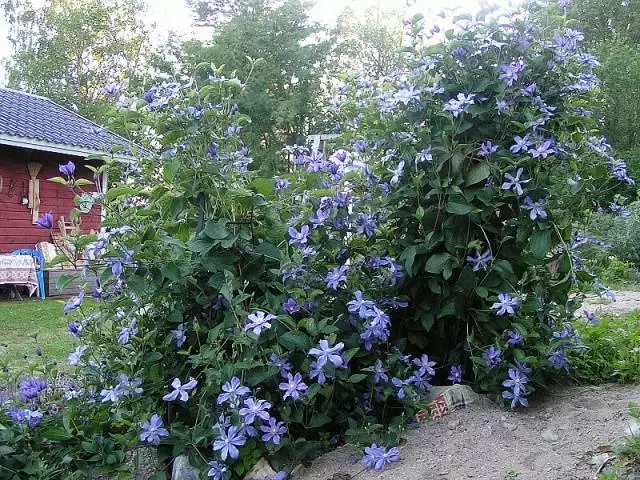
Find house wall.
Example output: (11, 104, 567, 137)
(0, 145, 101, 253)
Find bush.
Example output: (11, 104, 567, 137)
(0, 10, 634, 480)
(571, 314, 640, 384)
(588, 201, 640, 267)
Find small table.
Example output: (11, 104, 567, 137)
(0, 255, 38, 298)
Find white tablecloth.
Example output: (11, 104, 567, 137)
(0, 255, 38, 296)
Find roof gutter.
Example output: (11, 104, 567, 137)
(0, 134, 138, 162)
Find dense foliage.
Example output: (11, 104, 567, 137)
(0, 6, 634, 480)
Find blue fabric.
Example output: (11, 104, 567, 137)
(10, 249, 46, 299)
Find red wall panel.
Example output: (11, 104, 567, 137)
(0, 148, 102, 253)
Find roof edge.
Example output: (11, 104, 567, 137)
(0, 134, 136, 161)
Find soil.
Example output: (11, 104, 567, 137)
(292, 384, 640, 480)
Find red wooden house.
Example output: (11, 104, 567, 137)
(0, 87, 138, 253)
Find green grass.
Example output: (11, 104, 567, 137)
(0, 299, 72, 362)
(572, 312, 640, 385)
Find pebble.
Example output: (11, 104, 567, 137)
(541, 428, 559, 442)
(448, 420, 461, 430)
(501, 422, 517, 432)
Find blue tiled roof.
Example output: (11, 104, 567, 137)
(0, 87, 140, 156)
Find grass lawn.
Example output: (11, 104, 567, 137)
(0, 299, 72, 362)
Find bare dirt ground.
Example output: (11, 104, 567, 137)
(581, 291, 640, 317)
(293, 385, 640, 480)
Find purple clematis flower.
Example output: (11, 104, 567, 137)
(413, 354, 436, 377)
(491, 293, 521, 316)
(260, 417, 288, 445)
(610, 202, 631, 217)
(522, 197, 548, 221)
(325, 265, 348, 290)
(373, 359, 389, 384)
(507, 330, 524, 346)
(244, 311, 276, 336)
(279, 372, 308, 401)
(548, 349, 569, 371)
(139, 414, 169, 446)
(64, 291, 84, 315)
(239, 398, 272, 424)
(212, 425, 246, 461)
(502, 368, 528, 396)
(448, 365, 462, 384)
(274, 177, 290, 191)
(282, 298, 300, 315)
(510, 135, 532, 154)
(530, 139, 556, 159)
(466, 248, 493, 271)
(59, 161, 76, 178)
(36, 212, 54, 229)
(501, 168, 530, 196)
(483, 346, 502, 369)
(162, 377, 198, 402)
(288, 225, 310, 246)
(347, 290, 375, 318)
(267, 354, 293, 377)
(217, 377, 250, 406)
(309, 340, 345, 368)
(362, 443, 400, 471)
(207, 460, 229, 480)
(478, 141, 498, 157)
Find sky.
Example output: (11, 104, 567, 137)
(0, 0, 497, 87)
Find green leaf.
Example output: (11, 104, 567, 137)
(308, 413, 331, 428)
(465, 163, 491, 186)
(48, 176, 69, 185)
(40, 425, 70, 441)
(530, 229, 551, 258)
(74, 178, 94, 187)
(278, 331, 310, 351)
(106, 185, 138, 202)
(204, 219, 230, 240)
(0, 446, 15, 456)
(347, 373, 368, 383)
(254, 241, 280, 261)
(400, 245, 417, 274)
(425, 253, 451, 274)
(446, 199, 473, 215)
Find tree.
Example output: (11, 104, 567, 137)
(2, 0, 152, 118)
(180, 0, 330, 168)
(330, 1, 406, 78)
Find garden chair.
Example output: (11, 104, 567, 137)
(10, 249, 46, 299)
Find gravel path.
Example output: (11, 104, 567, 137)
(581, 290, 640, 317)
(293, 384, 640, 480)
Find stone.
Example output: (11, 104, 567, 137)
(624, 420, 640, 437)
(244, 458, 277, 480)
(541, 428, 559, 443)
(448, 419, 461, 430)
(171, 455, 199, 480)
(501, 422, 517, 432)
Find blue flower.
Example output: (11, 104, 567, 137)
(244, 311, 276, 336)
(502, 388, 529, 408)
(36, 212, 54, 229)
(310, 360, 327, 385)
(18, 377, 47, 402)
(362, 443, 400, 471)
(6, 407, 43, 428)
(288, 225, 310, 245)
(373, 359, 389, 384)
(355, 213, 377, 237)
(501, 168, 530, 196)
(267, 354, 293, 378)
(529, 139, 555, 159)
(162, 377, 198, 402)
(507, 330, 524, 346)
(391, 377, 411, 399)
(582, 309, 598, 324)
(207, 460, 229, 480)
(100, 384, 124, 403)
(207, 143, 218, 157)
(522, 197, 548, 221)
(548, 349, 569, 371)
(260, 417, 288, 445)
(212, 425, 246, 461)
(478, 141, 498, 157)
(520, 83, 537, 96)
(499, 62, 524, 86)
(443, 93, 475, 117)
(394, 87, 420, 104)
(325, 265, 348, 290)
(102, 82, 124, 95)
(278, 372, 308, 401)
(139, 414, 169, 446)
(282, 298, 300, 315)
(67, 345, 87, 366)
(118, 319, 138, 345)
(64, 291, 84, 315)
(415, 146, 433, 164)
(353, 139, 368, 153)
(502, 368, 528, 396)
(483, 346, 502, 369)
(347, 290, 375, 318)
(171, 323, 187, 347)
(239, 398, 272, 424)
(610, 202, 631, 217)
(274, 177, 291, 191)
(491, 293, 520, 316)
(217, 377, 251, 406)
(413, 354, 436, 377)
(510, 135, 532, 154)
(466, 248, 493, 271)
(448, 365, 462, 384)
(213, 295, 230, 311)
(309, 340, 345, 368)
